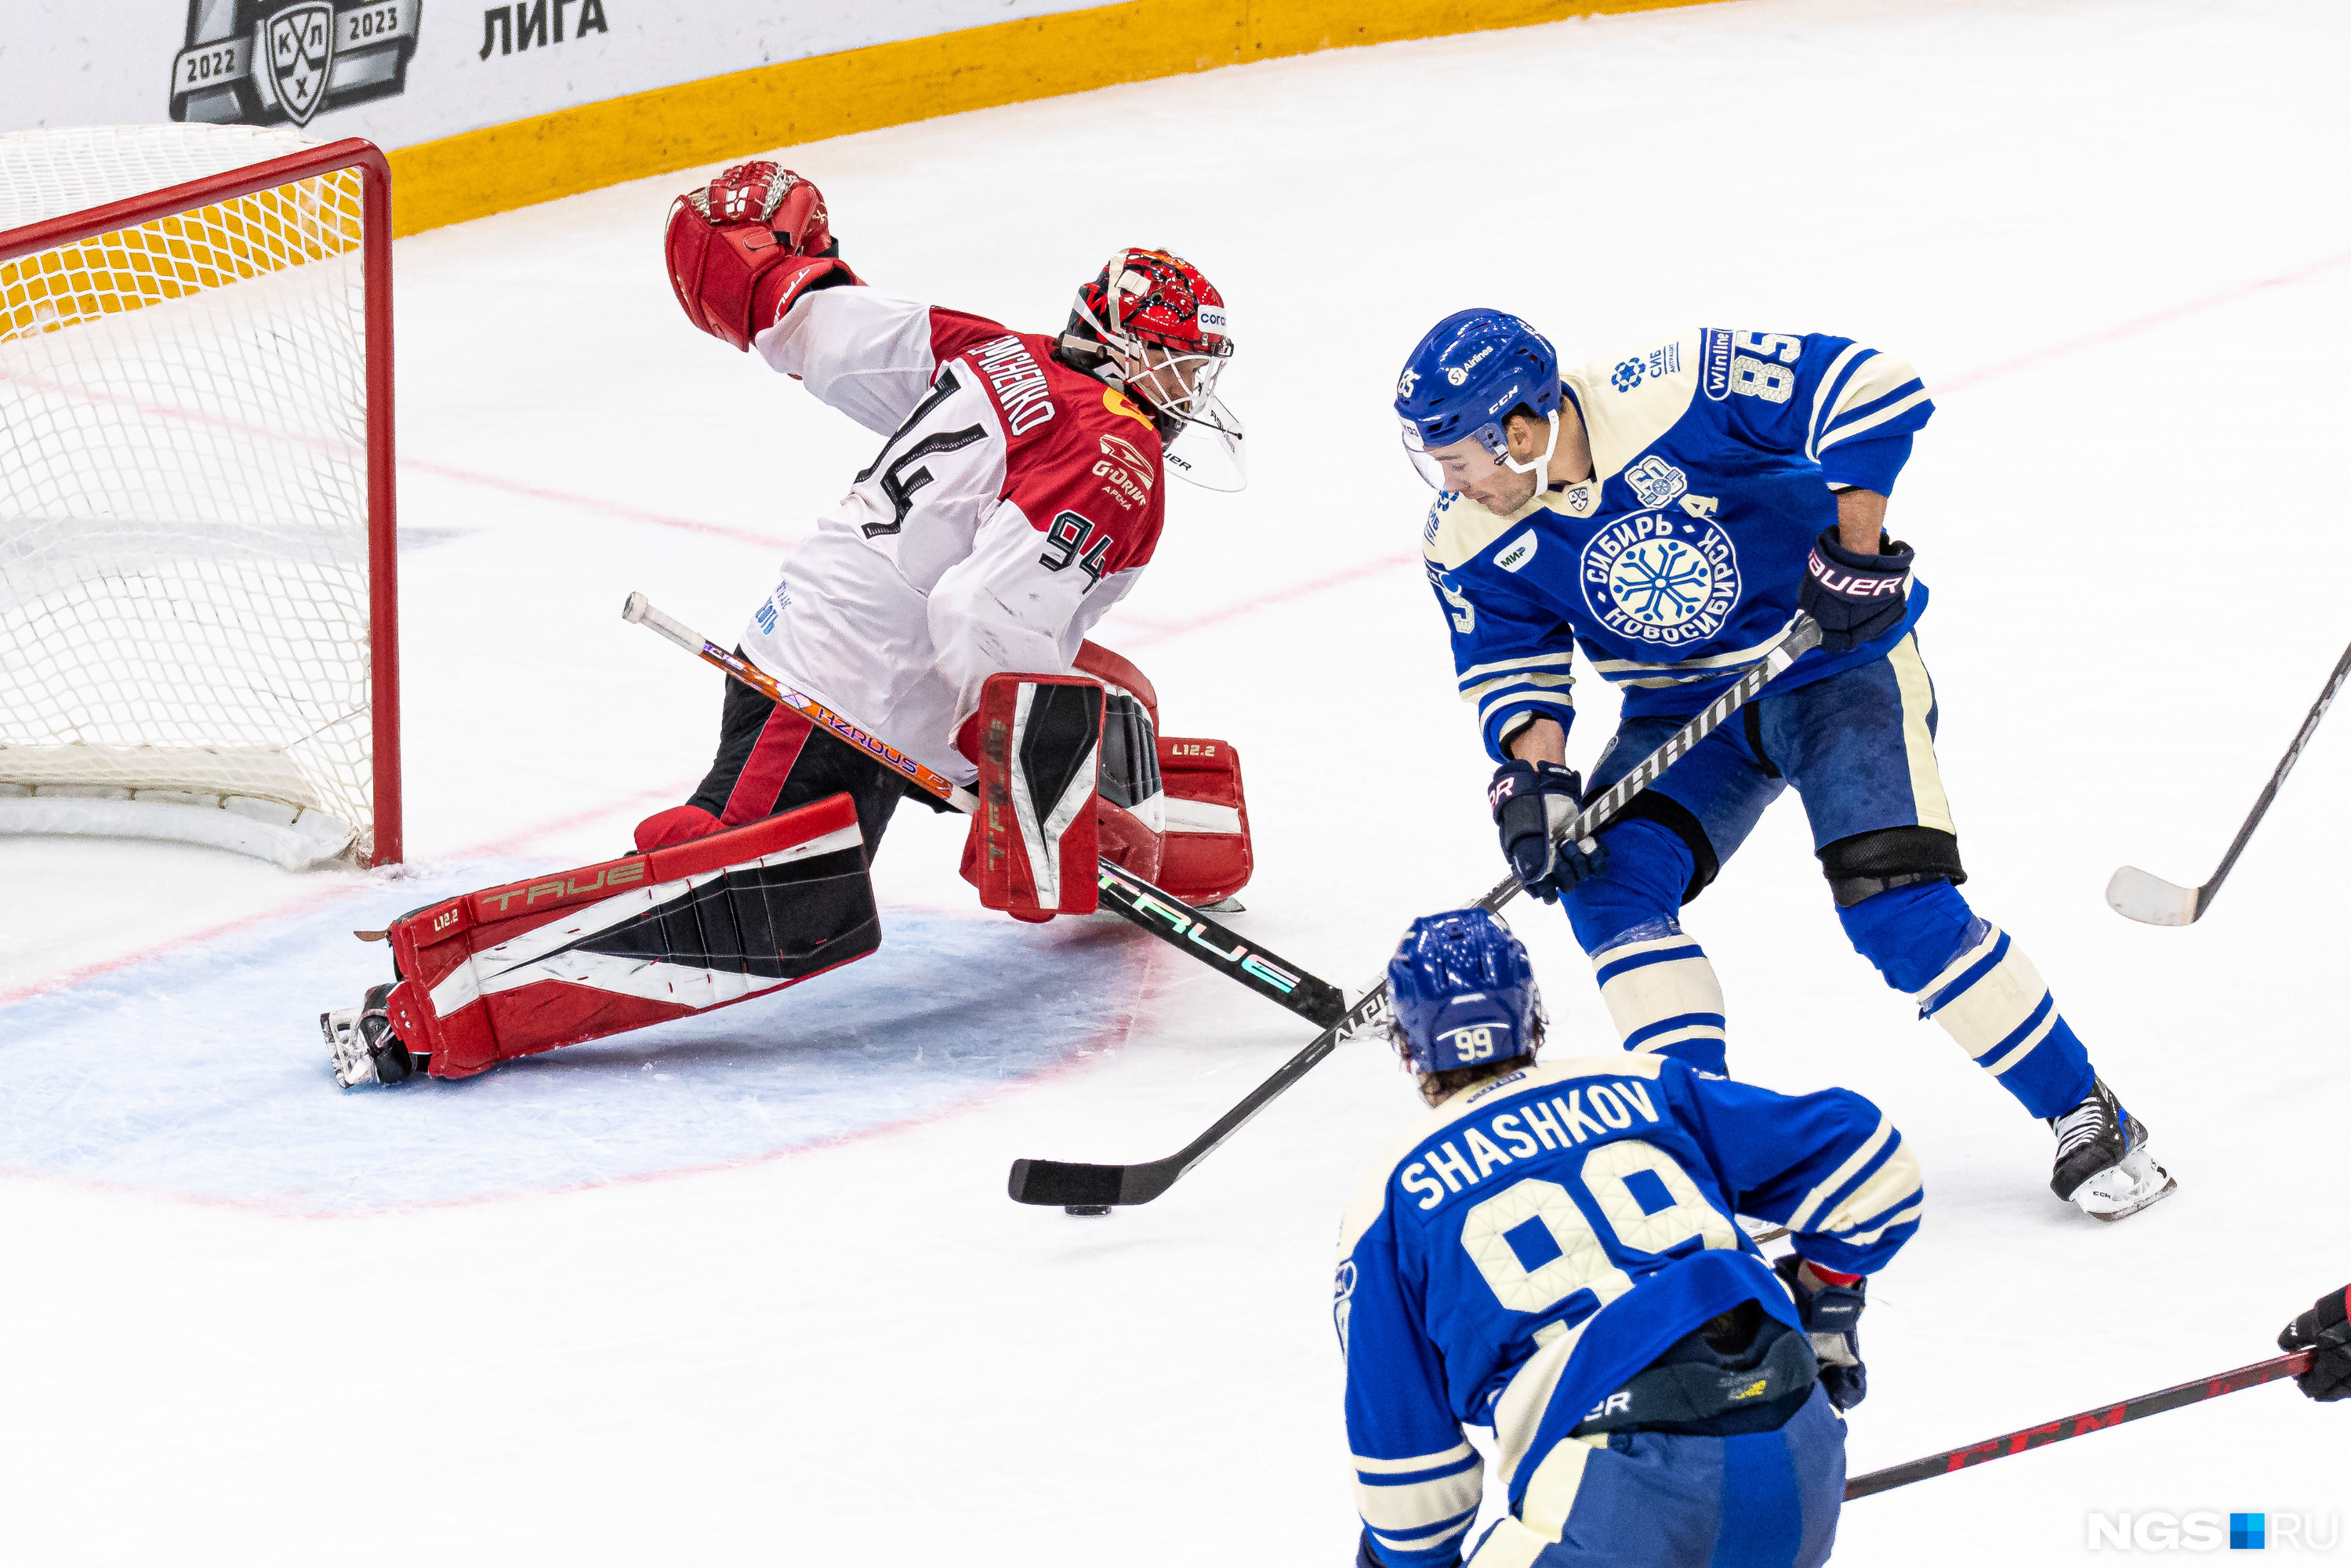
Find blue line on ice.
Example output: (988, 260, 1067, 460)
(0, 861, 1146, 1214)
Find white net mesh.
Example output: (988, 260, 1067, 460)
(0, 125, 383, 865)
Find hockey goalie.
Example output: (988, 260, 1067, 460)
(322, 164, 1254, 1087)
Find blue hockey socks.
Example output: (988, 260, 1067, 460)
(1563, 820, 1729, 1074)
(1837, 880, 2097, 1119)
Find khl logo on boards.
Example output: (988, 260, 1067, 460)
(2084, 1510, 2341, 1552)
(171, 1, 423, 128)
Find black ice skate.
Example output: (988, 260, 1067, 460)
(321, 982, 419, 1088)
(2048, 1077, 2175, 1221)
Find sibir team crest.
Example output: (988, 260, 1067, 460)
(172, 0, 423, 127)
(1580, 511, 1742, 648)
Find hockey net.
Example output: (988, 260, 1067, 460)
(0, 125, 399, 868)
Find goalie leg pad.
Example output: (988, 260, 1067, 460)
(963, 673, 1105, 921)
(1095, 683, 1166, 884)
(386, 794, 880, 1079)
(1154, 737, 1254, 907)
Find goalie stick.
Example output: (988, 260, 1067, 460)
(1845, 1348, 2314, 1500)
(2107, 633, 2351, 926)
(1009, 616, 1826, 1209)
(619, 593, 1348, 1028)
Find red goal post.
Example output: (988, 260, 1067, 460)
(0, 128, 401, 868)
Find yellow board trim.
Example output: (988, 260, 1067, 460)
(384, 0, 1731, 236)
(2, 171, 366, 342)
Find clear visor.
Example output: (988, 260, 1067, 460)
(1400, 419, 1511, 490)
(1112, 332, 1246, 492)
(1163, 388, 1246, 492)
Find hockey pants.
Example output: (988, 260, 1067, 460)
(1557, 635, 2098, 1120)
(635, 648, 947, 856)
(1457, 1385, 1845, 1568)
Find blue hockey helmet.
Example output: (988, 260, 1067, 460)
(1394, 310, 1561, 488)
(1386, 907, 1544, 1077)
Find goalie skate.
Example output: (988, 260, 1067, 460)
(322, 983, 418, 1088)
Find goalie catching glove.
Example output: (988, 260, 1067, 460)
(666, 162, 861, 351)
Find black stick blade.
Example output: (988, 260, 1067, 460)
(1008, 1158, 1124, 1207)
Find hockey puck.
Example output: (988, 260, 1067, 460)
(1063, 1203, 1113, 1217)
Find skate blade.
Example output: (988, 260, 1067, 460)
(2073, 1147, 2177, 1222)
(322, 1007, 380, 1089)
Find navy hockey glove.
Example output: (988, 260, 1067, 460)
(1489, 759, 1605, 902)
(2278, 1284, 2351, 1402)
(1798, 527, 1914, 654)
(1777, 1254, 1868, 1410)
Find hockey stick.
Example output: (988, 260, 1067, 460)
(620, 593, 1348, 1027)
(1845, 1349, 2314, 1500)
(1008, 616, 1827, 1209)
(2106, 634, 2351, 926)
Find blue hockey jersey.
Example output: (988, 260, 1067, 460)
(1422, 329, 1936, 761)
(1335, 1054, 1921, 1568)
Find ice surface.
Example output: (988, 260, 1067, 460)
(5, 0, 2350, 1562)
(1, 866, 1156, 1213)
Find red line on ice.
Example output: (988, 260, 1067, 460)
(1937, 245, 2351, 394)
(0, 780, 693, 1009)
(0, 366, 796, 550)
(0, 913, 1173, 1219)
(1109, 244, 2351, 647)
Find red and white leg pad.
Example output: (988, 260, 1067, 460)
(382, 794, 879, 1079)
(1156, 737, 1253, 907)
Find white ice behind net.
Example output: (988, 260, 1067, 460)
(0, 125, 377, 866)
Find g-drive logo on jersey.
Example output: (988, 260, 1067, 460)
(1581, 500, 1742, 649)
(172, 1, 423, 127)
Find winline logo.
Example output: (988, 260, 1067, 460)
(2087, 1512, 2342, 1552)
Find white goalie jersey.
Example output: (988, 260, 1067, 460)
(739, 286, 1170, 784)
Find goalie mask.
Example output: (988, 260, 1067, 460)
(1061, 247, 1246, 491)
(1386, 907, 1545, 1080)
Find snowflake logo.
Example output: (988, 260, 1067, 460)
(1607, 539, 1714, 627)
(1583, 514, 1740, 645)
(1612, 358, 1645, 393)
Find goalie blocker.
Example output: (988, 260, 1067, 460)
(960, 648, 1253, 921)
